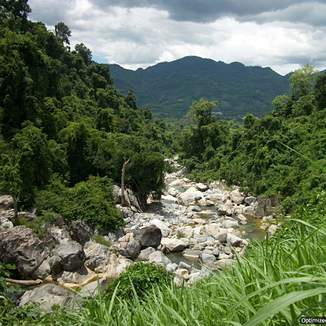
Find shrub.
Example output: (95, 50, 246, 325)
(36, 176, 124, 230)
(106, 262, 173, 300)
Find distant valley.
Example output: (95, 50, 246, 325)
(109, 56, 290, 119)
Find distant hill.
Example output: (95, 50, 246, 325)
(109, 56, 290, 119)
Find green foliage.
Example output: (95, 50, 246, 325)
(93, 235, 111, 247)
(106, 262, 173, 301)
(54, 22, 71, 45)
(36, 176, 123, 230)
(178, 68, 326, 211)
(0, 2, 168, 211)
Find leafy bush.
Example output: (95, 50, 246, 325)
(106, 262, 173, 300)
(36, 176, 124, 230)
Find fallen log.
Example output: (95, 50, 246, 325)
(5, 278, 43, 286)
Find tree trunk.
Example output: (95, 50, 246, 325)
(121, 159, 130, 207)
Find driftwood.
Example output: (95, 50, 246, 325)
(5, 278, 43, 286)
(121, 158, 130, 206)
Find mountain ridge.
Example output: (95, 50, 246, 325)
(109, 56, 290, 118)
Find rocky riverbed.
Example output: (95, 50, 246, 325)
(0, 159, 279, 311)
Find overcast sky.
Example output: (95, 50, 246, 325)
(29, 0, 326, 75)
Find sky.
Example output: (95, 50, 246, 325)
(29, 0, 326, 75)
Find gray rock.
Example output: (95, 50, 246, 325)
(46, 226, 71, 246)
(49, 255, 63, 275)
(161, 238, 188, 253)
(230, 189, 244, 205)
(84, 241, 110, 272)
(178, 187, 203, 205)
(216, 259, 234, 269)
(221, 219, 239, 229)
(148, 251, 171, 267)
(32, 259, 51, 279)
(183, 249, 201, 261)
(200, 252, 216, 264)
(179, 261, 192, 271)
(137, 247, 156, 261)
(166, 263, 178, 273)
(19, 284, 76, 312)
(0, 195, 14, 210)
(244, 196, 256, 205)
(52, 241, 85, 272)
(196, 183, 208, 192)
(70, 220, 92, 245)
(120, 239, 141, 260)
(79, 279, 107, 298)
(227, 234, 247, 248)
(216, 232, 228, 243)
(0, 226, 48, 277)
(134, 225, 162, 249)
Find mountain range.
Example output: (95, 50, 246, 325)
(109, 56, 290, 119)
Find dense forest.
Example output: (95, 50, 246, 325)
(177, 65, 326, 211)
(1, 1, 326, 325)
(0, 0, 173, 230)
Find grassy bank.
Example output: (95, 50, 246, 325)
(17, 192, 324, 326)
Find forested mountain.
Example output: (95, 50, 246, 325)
(110, 56, 289, 119)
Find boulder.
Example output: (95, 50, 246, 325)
(57, 266, 96, 286)
(79, 278, 107, 298)
(178, 187, 203, 205)
(161, 194, 178, 204)
(147, 219, 170, 237)
(166, 263, 178, 273)
(137, 247, 156, 261)
(46, 226, 71, 246)
(70, 220, 92, 245)
(52, 241, 85, 272)
(32, 259, 51, 279)
(148, 251, 171, 267)
(196, 183, 209, 192)
(230, 189, 244, 205)
(244, 196, 256, 205)
(200, 252, 216, 265)
(0, 195, 14, 210)
(204, 223, 221, 238)
(221, 219, 239, 229)
(119, 239, 141, 260)
(0, 226, 48, 277)
(226, 234, 247, 248)
(105, 254, 132, 279)
(182, 249, 201, 261)
(134, 225, 162, 249)
(161, 238, 188, 253)
(0, 213, 14, 230)
(84, 241, 110, 273)
(178, 261, 191, 271)
(216, 259, 234, 269)
(218, 200, 234, 216)
(19, 284, 76, 312)
(188, 268, 211, 284)
(176, 226, 194, 239)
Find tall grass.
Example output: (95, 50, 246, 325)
(25, 193, 326, 325)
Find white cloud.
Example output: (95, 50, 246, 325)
(29, 0, 326, 74)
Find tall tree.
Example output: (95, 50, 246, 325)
(55, 21, 71, 45)
(75, 43, 92, 65)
